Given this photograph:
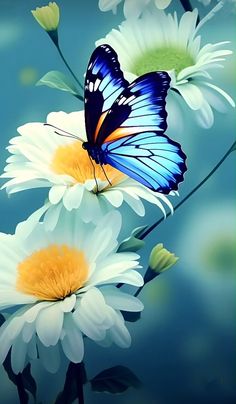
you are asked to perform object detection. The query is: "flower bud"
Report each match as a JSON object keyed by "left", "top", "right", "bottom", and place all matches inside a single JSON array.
[
  {"left": 149, "top": 243, "right": 178, "bottom": 273},
  {"left": 31, "top": 2, "right": 60, "bottom": 32}
]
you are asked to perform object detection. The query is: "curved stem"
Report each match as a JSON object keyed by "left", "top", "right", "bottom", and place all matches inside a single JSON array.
[
  {"left": 140, "top": 140, "right": 236, "bottom": 241},
  {"left": 56, "top": 45, "right": 84, "bottom": 91},
  {"left": 75, "top": 363, "right": 85, "bottom": 404},
  {"left": 15, "top": 374, "right": 28, "bottom": 404},
  {"left": 179, "top": 0, "right": 193, "bottom": 12}
]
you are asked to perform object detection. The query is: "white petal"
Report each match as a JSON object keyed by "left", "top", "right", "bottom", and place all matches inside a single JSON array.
[
  {"left": 102, "top": 189, "right": 123, "bottom": 207},
  {"left": 36, "top": 303, "right": 64, "bottom": 346},
  {"left": 194, "top": 100, "right": 214, "bottom": 128},
  {"left": 49, "top": 185, "right": 66, "bottom": 204},
  {"left": 15, "top": 202, "right": 51, "bottom": 240},
  {"left": 24, "top": 301, "right": 55, "bottom": 323},
  {"left": 98, "top": 0, "right": 121, "bottom": 12},
  {"left": 123, "top": 192, "right": 145, "bottom": 216},
  {"left": 109, "top": 311, "right": 131, "bottom": 348},
  {"left": 63, "top": 184, "right": 84, "bottom": 211},
  {"left": 155, "top": 0, "right": 171, "bottom": 9},
  {"left": 11, "top": 335, "right": 28, "bottom": 374},
  {"left": 176, "top": 83, "right": 204, "bottom": 110},
  {"left": 102, "top": 286, "right": 144, "bottom": 312},
  {"left": 37, "top": 339, "right": 61, "bottom": 373},
  {"left": 202, "top": 82, "right": 235, "bottom": 108},
  {"left": 61, "top": 314, "right": 84, "bottom": 363},
  {"left": 123, "top": 0, "right": 149, "bottom": 19},
  {"left": 44, "top": 202, "right": 63, "bottom": 232}
]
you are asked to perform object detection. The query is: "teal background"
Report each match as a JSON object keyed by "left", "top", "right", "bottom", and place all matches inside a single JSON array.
[{"left": 0, "top": 0, "right": 235, "bottom": 403}]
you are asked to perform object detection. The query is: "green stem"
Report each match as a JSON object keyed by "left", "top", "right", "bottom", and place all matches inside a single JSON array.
[
  {"left": 56, "top": 44, "right": 84, "bottom": 93},
  {"left": 15, "top": 373, "right": 28, "bottom": 404},
  {"left": 179, "top": 0, "right": 193, "bottom": 12},
  {"left": 140, "top": 140, "right": 236, "bottom": 241}
]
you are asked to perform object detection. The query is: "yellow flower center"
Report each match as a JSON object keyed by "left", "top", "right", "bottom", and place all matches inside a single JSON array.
[
  {"left": 51, "top": 141, "right": 125, "bottom": 190},
  {"left": 16, "top": 244, "right": 88, "bottom": 301}
]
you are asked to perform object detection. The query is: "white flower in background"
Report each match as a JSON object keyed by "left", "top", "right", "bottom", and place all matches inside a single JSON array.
[
  {"left": 0, "top": 211, "right": 144, "bottom": 374},
  {"left": 1, "top": 111, "right": 174, "bottom": 228},
  {"left": 177, "top": 202, "right": 236, "bottom": 328},
  {"left": 98, "top": 0, "right": 171, "bottom": 19},
  {"left": 96, "top": 4, "right": 235, "bottom": 132}
]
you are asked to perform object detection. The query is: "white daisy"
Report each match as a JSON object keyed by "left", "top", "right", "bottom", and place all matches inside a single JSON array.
[
  {"left": 0, "top": 210, "right": 144, "bottom": 374},
  {"left": 98, "top": 0, "right": 172, "bottom": 19},
  {"left": 96, "top": 4, "right": 235, "bottom": 132},
  {"left": 1, "top": 110, "right": 174, "bottom": 228}
]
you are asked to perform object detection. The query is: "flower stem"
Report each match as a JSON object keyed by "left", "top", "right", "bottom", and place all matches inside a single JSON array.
[
  {"left": 179, "top": 0, "right": 193, "bottom": 12},
  {"left": 15, "top": 373, "right": 28, "bottom": 404},
  {"left": 140, "top": 140, "right": 236, "bottom": 241},
  {"left": 56, "top": 44, "right": 84, "bottom": 93},
  {"left": 75, "top": 362, "right": 85, "bottom": 404}
]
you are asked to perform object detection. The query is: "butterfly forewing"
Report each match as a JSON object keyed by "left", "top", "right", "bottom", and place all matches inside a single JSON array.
[
  {"left": 84, "top": 44, "right": 129, "bottom": 144},
  {"left": 95, "top": 72, "right": 171, "bottom": 146}
]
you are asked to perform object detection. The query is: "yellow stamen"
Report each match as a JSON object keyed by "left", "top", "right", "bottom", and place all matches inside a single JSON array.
[
  {"left": 17, "top": 244, "right": 88, "bottom": 301},
  {"left": 51, "top": 141, "right": 125, "bottom": 189}
]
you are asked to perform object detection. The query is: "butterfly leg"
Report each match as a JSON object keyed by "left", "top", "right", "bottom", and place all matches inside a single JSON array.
[
  {"left": 88, "top": 155, "right": 99, "bottom": 194},
  {"left": 100, "top": 164, "right": 112, "bottom": 186}
]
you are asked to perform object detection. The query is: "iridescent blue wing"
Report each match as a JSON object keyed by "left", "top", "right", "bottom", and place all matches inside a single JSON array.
[
  {"left": 102, "top": 132, "right": 187, "bottom": 193},
  {"left": 95, "top": 71, "right": 170, "bottom": 146},
  {"left": 84, "top": 44, "right": 129, "bottom": 144}
]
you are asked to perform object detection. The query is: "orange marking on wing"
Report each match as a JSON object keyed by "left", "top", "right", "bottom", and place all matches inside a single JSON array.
[
  {"left": 94, "top": 111, "right": 108, "bottom": 141},
  {"left": 104, "top": 126, "right": 157, "bottom": 143}
]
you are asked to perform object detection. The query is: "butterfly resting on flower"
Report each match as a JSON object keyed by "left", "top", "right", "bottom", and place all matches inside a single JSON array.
[{"left": 50, "top": 44, "right": 187, "bottom": 194}]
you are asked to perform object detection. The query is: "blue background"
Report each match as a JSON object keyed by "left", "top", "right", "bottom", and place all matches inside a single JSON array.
[{"left": 0, "top": 0, "right": 235, "bottom": 403}]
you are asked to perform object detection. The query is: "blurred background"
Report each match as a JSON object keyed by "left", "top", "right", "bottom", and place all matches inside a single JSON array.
[{"left": 0, "top": 0, "right": 235, "bottom": 403}]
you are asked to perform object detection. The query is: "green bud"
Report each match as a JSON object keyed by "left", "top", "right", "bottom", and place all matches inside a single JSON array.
[
  {"left": 149, "top": 243, "right": 179, "bottom": 274},
  {"left": 31, "top": 2, "right": 60, "bottom": 32}
]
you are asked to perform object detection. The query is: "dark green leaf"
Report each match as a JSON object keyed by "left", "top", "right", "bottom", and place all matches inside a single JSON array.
[
  {"left": 118, "top": 237, "right": 144, "bottom": 253},
  {"left": 91, "top": 365, "right": 141, "bottom": 394},
  {"left": 3, "top": 353, "right": 35, "bottom": 402},
  {"left": 121, "top": 311, "right": 141, "bottom": 322},
  {"left": 36, "top": 71, "right": 81, "bottom": 96},
  {"left": 118, "top": 225, "right": 147, "bottom": 253}
]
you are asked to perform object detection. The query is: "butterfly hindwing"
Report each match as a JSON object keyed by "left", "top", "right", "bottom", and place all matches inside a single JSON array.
[
  {"left": 95, "top": 72, "right": 171, "bottom": 146},
  {"left": 84, "top": 44, "right": 129, "bottom": 144},
  {"left": 102, "top": 132, "right": 187, "bottom": 193}
]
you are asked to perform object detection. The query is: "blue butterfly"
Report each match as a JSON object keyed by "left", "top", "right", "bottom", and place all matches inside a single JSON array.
[{"left": 82, "top": 44, "right": 187, "bottom": 193}]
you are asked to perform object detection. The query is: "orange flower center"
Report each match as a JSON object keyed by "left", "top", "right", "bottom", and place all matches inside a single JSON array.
[
  {"left": 16, "top": 244, "right": 88, "bottom": 301},
  {"left": 51, "top": 141, "right": 125, "bottom": 189}
]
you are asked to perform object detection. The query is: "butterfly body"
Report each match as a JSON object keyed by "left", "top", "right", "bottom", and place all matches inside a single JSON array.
[
  {"left": 82, "top": 142, "right": 107, "bottom": 165},
  {"left": 83, "top": 44, "right": 187, "bottom": 194}
]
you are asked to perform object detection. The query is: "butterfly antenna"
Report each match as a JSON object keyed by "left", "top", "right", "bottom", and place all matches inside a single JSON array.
[
  {"left": 101, "top": 164, "right": 112, "bottom": 186},
  {"left": 44, "top": 123, "right": 84, "bottom": 143},
  {"left": 88, "top": 155, "right": 99, "bottom": 194}
]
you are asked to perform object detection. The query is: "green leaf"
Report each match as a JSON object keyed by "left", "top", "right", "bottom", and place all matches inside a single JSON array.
[
  {"left": 90, "top": 366, "right": 141, "bottom": 394},
  {"left": 36, "top": 70, "right": 81, "bottom": 96},
  {"left": 118, "top": 225, "right": 148, "bottom": 253},
  {"left": 3, "top": 354, "right": 36, "bottom": 402},
  {"left": 118, "top": 237, "right": 144, "bottom": 253}
]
